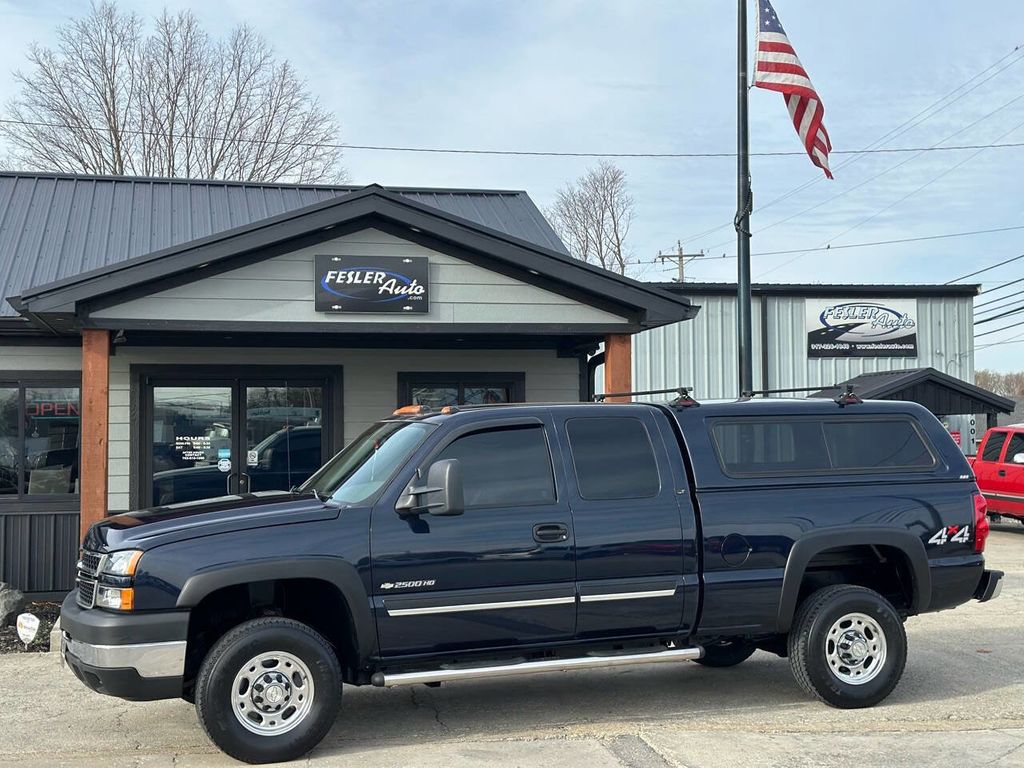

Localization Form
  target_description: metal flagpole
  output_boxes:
[736,0,754,396]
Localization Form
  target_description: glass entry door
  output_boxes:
[145,372,333,507]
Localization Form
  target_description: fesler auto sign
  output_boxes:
[806,299,918,357]
[314,255,429,313]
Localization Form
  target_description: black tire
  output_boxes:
[693,639,757,667]
[195,617,341,764]
[788,585,907,709]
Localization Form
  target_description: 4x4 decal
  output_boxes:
[927,525,971,546]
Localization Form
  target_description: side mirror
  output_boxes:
[395,458,465,517]
[1013,453,1024,465]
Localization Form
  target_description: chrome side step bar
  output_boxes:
[370,645,704,687]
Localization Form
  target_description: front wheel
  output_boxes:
[195,617,341,764]
[788,585,907,708]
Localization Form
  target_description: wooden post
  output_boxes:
[80,329,110,541]
[603,334,633,403]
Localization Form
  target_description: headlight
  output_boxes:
[95,586,134,611]
[103,550,143,576]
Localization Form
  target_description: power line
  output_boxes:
[2,116,1024,160]
[680,44,1024,244]
[975,320,1024,338]
[756,112,1024,278]
[946,252,1024,283]
[700,87,1024,256]
[975,276,1024,307]
[654,224,1024,264]
[974,304,1024,325]
[975,293,1024,316]
[976,329,1024,348]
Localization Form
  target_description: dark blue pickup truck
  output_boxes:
[60,396,1003,764]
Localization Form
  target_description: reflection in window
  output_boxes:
[0,383,81,498]
[437,426,555,508]
[245,385,324,492]
[402,374,518,408]
[0,388,17,496]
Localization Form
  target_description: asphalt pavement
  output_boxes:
[1,523,1022,767]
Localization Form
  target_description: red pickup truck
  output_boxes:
[969,425,1024,521]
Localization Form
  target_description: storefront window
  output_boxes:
[399,373,524,408]
[0,380,81,499]
[0,388,17,496]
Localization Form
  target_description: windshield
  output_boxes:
[300,421,434,505]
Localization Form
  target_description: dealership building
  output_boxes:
[0,171,1012,595]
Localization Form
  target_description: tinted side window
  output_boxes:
[1003,433,1024,464]
[982,432,1008,462]
[436,425,555,508]
[712,421,830,475]
[823,420,935,469]
[566,417,660,500]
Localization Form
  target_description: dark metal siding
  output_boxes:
[0,511,79,593]
[0,173,568,316]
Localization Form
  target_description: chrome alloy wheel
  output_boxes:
[825,612,887,685]
[231,651,316,736]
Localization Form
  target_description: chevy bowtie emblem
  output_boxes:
[380,582,395,590]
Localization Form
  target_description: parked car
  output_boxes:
[967,424,1024,522]
[152,426,322,505]
[60,396,1002,764]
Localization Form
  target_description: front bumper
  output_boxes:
[973,569,1004,602]
[59,592,188,701]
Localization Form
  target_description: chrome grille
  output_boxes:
[76,578,97,609]
[80,550,102,576]
[75,549,105,609]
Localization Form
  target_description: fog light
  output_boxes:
[96,586,134,611]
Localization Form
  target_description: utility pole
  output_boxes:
[735,0,754,396]
[657,241,705,283]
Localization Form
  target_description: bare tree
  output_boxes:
[976,369,1024,398]
[547,161,634,275]
[2,2,346,183]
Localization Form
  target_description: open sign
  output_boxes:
[26,401,80,418]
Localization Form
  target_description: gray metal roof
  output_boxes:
[810,367,1015,414]
[0,172,567,317]
[654,282,980,297]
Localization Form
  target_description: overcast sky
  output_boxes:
[2,0,1023,371]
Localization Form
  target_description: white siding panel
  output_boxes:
[631,295,762,400]
[91,227,629,327]
[634,293,974,401]
[0,345,82,371]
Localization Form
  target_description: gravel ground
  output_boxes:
[0,523,1021,767]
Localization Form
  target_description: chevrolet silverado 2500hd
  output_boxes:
[60,396,1003,763]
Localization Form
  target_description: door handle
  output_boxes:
[998,469,1007,476]
[533,523,569,543]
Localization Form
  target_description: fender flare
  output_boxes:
[776,527,931,633]
[175,556,376,662]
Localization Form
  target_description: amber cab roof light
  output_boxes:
[392,405,431,416]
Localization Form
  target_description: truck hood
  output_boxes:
[83,491,342,551]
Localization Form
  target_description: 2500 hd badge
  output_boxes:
[60,397,1002,764]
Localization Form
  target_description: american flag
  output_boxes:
[753,0,833,179]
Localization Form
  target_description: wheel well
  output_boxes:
[796,545,914,615]
[182,578,359,697]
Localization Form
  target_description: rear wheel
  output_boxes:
[195,617,341,764]
[693,639,756,667]
[788,585,906,708]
